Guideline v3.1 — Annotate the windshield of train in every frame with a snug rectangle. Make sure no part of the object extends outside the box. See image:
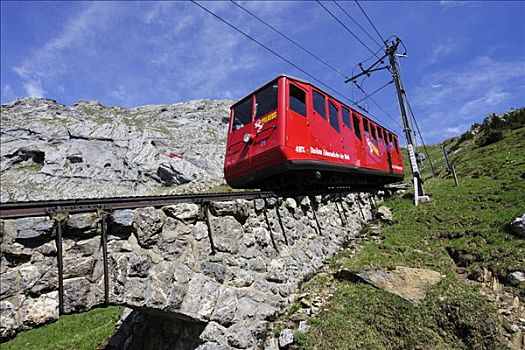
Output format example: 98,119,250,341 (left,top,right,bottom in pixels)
232,97,253,131
255,83,278,119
